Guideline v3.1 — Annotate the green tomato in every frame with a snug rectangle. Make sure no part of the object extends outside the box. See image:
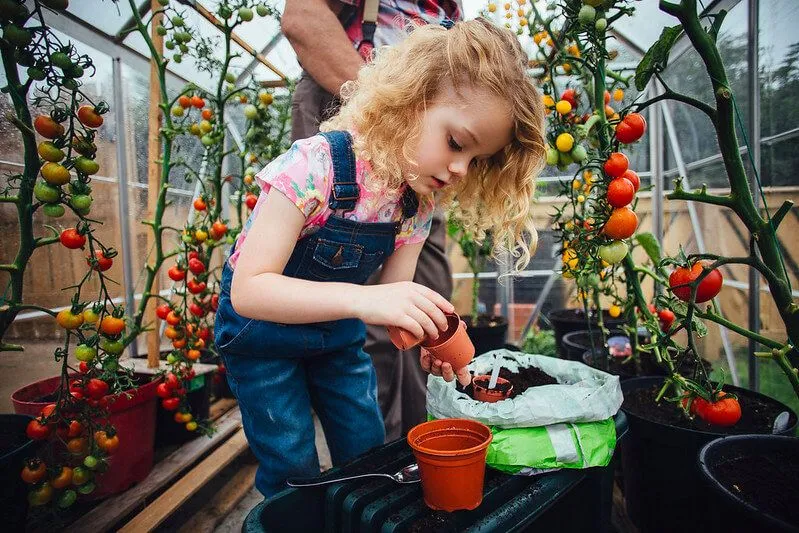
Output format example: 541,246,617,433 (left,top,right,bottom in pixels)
578,5,596,24
75,344,97,362
256,4,268,16
219,6,232,18
66,64,84,78
100,338,124,355
595,18,607,31
43,203,65,217
77,481,96,495
571,144,588,162
171,16,184,27
34,181,61,203
58,489,77,509
598,240,629,265
70,194,93,210
173,53,182,64
4,24,32,47
225,72,235,83
83,455,99,469
63,77,80,91
583,0,604,6
201,134,215,146
545,146,559,166
558,151,574,167
74,156,100,175
166,354,177,364
179,43,189,54
72,466,90,486
238,7,253,21
156,25,167,36
243,104,259,119
50,51,72,70
27,67,46,81
104,358,119,372
182,234,194,243
158,0,169,5
165,40,175,50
